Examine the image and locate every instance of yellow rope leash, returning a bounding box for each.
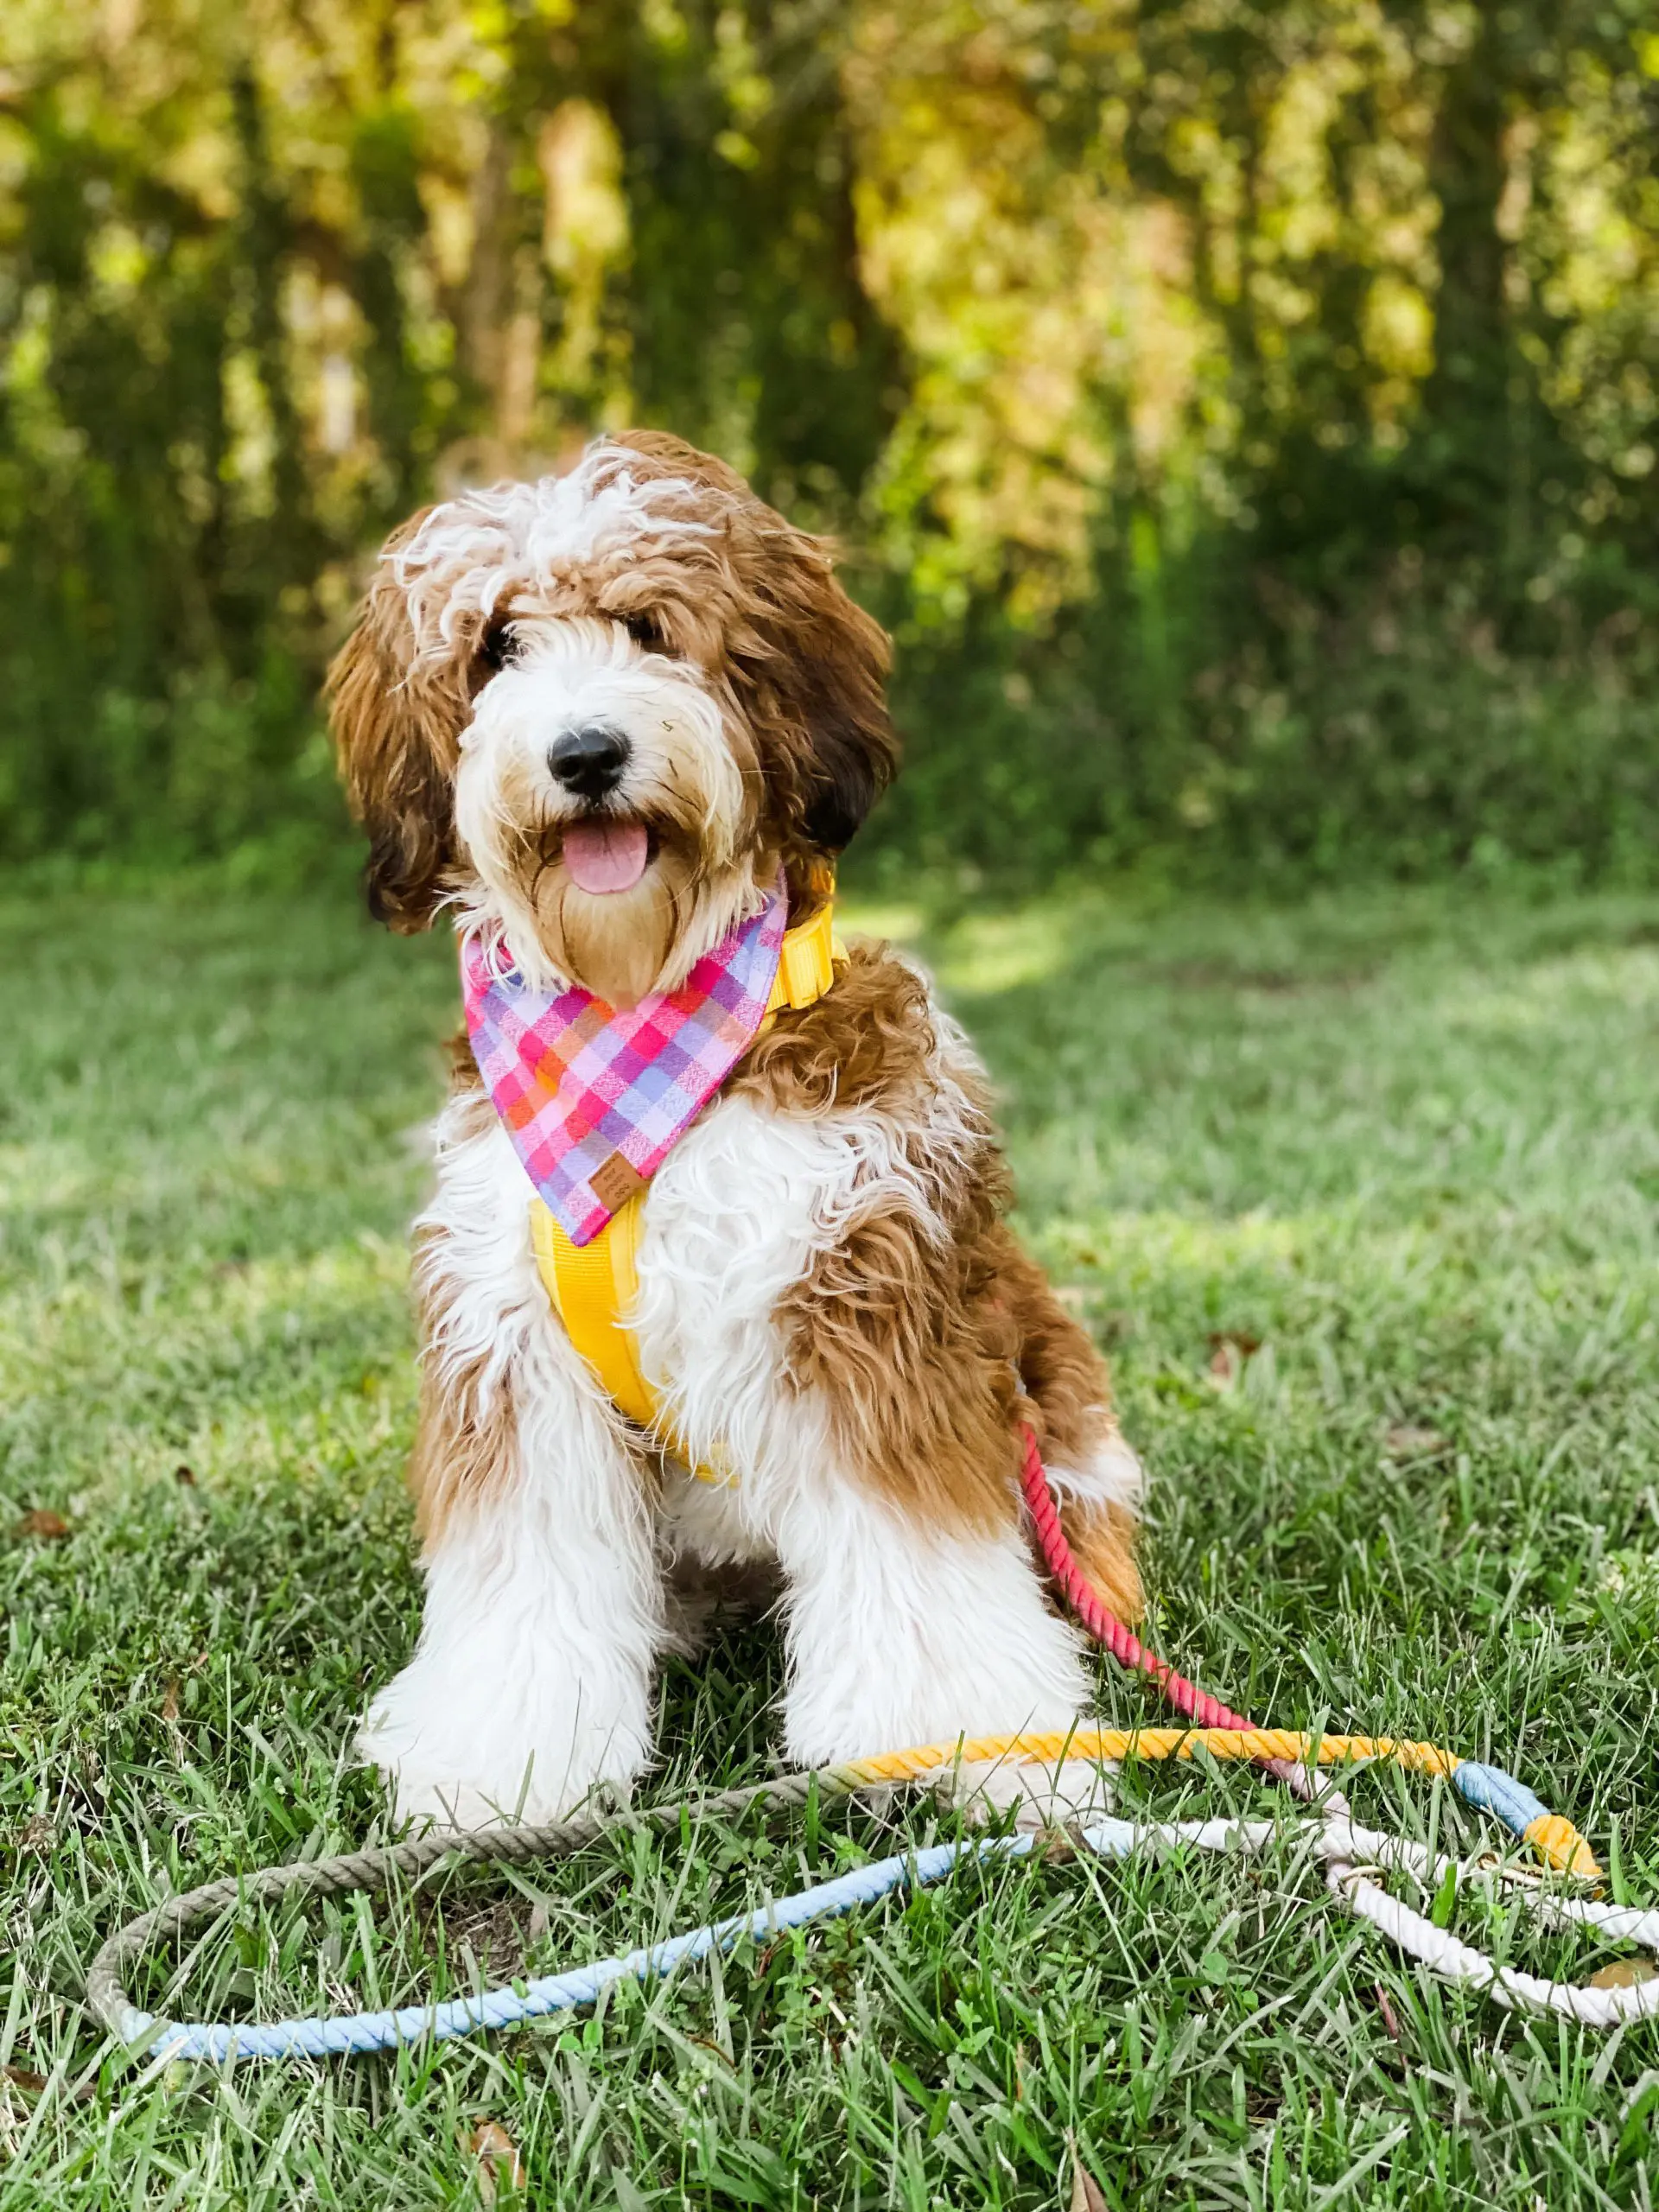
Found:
[835,1728,1599,1878]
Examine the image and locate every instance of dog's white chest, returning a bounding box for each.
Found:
[428,1082,897,1516]
[628,1089,888,1533]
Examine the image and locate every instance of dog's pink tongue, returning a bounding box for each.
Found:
[563,820,649,894]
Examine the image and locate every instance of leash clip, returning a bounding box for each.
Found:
[1472,1848,1553,1892]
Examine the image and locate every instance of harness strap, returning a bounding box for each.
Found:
[531,893,843,1483]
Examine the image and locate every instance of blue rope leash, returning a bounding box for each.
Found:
[120,1827,1043,2063]
[92,1748,1588,2064]
[1452,1761,1551,1833]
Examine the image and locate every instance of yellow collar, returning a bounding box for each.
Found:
[761,890,842,1021]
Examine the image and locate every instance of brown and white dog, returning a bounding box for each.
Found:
[328,431,1143,1829]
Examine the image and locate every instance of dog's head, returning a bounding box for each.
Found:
[327,432,895,1005]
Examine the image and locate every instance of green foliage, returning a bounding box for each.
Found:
[0,3,1656,879]
[880,533,1659,886]
[5,878,1659,2202]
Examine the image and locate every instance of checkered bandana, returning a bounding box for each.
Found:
[462,886,788,1247]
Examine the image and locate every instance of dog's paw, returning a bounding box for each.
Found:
[385,1770,524,1834]
[356,1714,632,1835]
[933,1753,1119,1835]
[373,1758,631,1835]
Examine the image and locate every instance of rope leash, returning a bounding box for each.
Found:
[1016,1429,1598,1878]
[87,1433,1654,2061]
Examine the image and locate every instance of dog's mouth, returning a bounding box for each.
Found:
[559,817,658,896]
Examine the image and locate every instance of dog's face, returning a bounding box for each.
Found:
[328,433,895,1005]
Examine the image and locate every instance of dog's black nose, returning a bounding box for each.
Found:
[548,724,631,800]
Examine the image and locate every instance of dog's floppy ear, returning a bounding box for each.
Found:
[327,512,468,933]
[730,525,898,861]
[793,583,896,852]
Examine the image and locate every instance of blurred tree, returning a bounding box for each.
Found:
[0,0,1654,876]
[572,1,901,513]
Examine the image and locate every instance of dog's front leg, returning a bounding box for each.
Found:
[359,1335,664,1832]
[776,1470,1119,1829]
[773,1465,1109,1826]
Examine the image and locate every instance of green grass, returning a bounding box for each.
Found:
[3,876,1658,2209]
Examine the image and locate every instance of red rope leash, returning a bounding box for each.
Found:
[1018,1424,1313,1796]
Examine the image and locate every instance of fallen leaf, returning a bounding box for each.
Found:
[14,1510,69,1541]
[1384,1424,1451,1460]
[1372,1981,1403,2043]
[174,1464,196,1486]
[1589,1957,1658,1990]
[1208,1329,1262,1357]
[162,1678,181,1725]
[1207,1331,1262,1384]
[16,1814,54,1854]
[469,2121,525,2203]
[1067,2136,1109,2212]
[0,2061,93,2105]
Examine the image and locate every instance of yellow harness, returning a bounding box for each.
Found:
[530,894,843,1481]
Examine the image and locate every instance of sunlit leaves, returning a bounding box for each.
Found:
[0,0,1655,862]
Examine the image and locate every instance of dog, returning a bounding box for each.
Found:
[327,431,1143,1830]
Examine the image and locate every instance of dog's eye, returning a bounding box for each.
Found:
[477,621,520,673]
[621,611,675,657]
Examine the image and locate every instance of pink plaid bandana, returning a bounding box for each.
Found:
[462,887,788,1246]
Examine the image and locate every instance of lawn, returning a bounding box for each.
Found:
[2,874,1657,2209]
